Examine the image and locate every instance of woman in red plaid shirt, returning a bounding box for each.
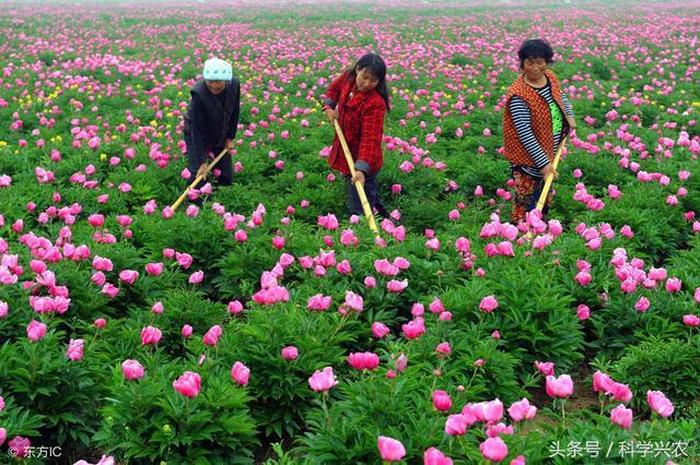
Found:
[322,53,390,218]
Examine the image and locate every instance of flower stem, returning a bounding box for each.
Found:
[465,365,479,392]
[561,398,567,426]
[321,392,331,427]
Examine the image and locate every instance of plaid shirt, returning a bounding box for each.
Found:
[324,72,386,175]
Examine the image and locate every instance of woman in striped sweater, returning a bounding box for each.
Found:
[502,39,576,223]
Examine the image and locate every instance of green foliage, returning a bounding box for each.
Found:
[0,331,104,451]
[218,303,360,438]
[94,357,258,464]
[298,326,524,464]
[612,336,700,415]
[0,2,698,463]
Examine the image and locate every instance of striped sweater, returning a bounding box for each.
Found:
[508,82,574,177]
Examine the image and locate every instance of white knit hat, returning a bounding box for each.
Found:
[203,58,232,81]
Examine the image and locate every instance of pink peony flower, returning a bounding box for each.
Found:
[66,339,84,361]
[188,270,204,284]
[8,436,31,458]
[436,342,451,356]
[508,398,538,422]
[119,269,139,285]
[27,320,47,342]
[372,322,390,339]
[347,352,380,370]
[231,361,250,386]
[575,271,592,286]
[173,371,201,398]
[402,318,426,339]
[202,325,223,346]
[432,390,452,412]
[479,295,499,313]
[122,359,145,380]
[377,436,406,462]
[228,300,244,315]
[480,436,508,462]
[577,304,590,320]
[665,277,682,293]
[683,314,700,327]
[546,374,574,398]
[635,297,651,312]
[181,324,193,338]
[145,262,164,276]
[424,447,453,465]
[647,390,674,417]
[308,366,338,392]
[592,371,615,393]
[307,294,332,311]
[610,404,633,429]
[140,326,162,345]
[344,291,364,312]
[281,346,299,361]
[387,279,408,293]
[535,360,555,376]
[444,414,469,435]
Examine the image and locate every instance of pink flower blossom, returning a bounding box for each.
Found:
[546,374,574,398]
[173,371,201,398]
[307,294,332,311]
[479,295,499,313]
[308,366,338,392]
[231,361,250,386]
[377,436,406,462]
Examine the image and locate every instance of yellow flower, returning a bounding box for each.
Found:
[100,153,107,161]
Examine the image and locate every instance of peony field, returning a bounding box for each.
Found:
[0,0,698,464]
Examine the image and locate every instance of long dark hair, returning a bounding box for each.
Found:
[348,53,391,112]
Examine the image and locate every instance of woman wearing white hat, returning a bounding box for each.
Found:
[183,57,240,194]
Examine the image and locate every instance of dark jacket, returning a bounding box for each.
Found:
[184,78,240,165]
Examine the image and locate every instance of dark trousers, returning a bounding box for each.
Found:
[185,134,233,189]
[346,172,387,217]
